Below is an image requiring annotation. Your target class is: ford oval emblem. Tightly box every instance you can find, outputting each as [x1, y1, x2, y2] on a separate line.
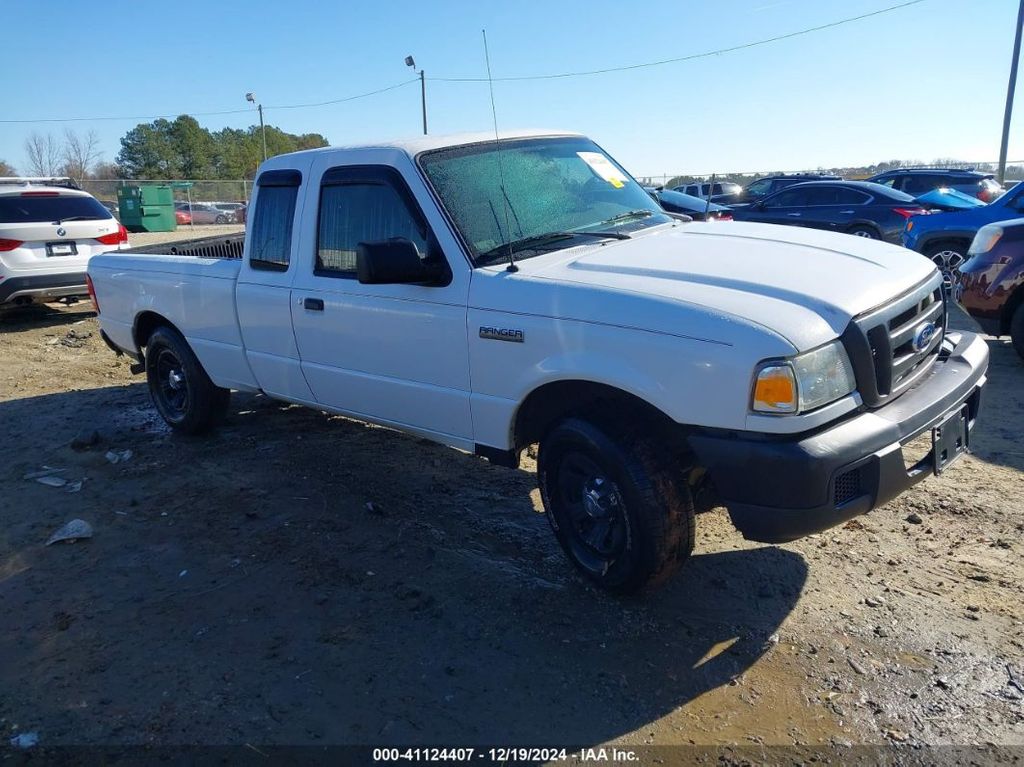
[56, 227, 67, 237]
[912, 321, 936, 352]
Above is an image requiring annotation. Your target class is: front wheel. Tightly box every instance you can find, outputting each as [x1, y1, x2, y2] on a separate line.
[1011, 303, 1024, 361]
[925, 242, 968, 292]
[146, 326, 230, 434]
[538, 415, 694, 594]
[215, 214, 227, 224]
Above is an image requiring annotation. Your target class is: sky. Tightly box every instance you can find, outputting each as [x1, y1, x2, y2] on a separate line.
[2, 0, 1021, 180]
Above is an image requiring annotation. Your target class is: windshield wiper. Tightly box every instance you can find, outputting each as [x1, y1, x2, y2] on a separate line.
[478, 229, 630, 263]
[601, 209, 655, 226]
[52, 215, 103, 223]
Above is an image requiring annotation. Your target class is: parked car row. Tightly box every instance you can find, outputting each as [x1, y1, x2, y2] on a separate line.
[173, 201, 248, 225]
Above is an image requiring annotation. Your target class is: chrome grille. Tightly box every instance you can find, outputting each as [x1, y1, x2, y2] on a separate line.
[840, 273, 946, 408]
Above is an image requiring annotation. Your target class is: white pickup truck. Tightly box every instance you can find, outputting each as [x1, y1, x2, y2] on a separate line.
[89, 131, 989, 594]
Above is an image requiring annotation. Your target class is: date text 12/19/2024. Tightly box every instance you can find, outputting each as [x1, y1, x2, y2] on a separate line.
[372, 747, 639, 762]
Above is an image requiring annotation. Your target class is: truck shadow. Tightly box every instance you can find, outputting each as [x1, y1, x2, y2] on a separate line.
[0, 303, 95, 332]
[0, 384, 807, 746]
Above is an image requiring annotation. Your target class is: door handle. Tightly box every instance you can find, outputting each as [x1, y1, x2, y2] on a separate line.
[787, 212, 802, 217]
[840, 210, 855, 214]
[303, 297, 324, 311]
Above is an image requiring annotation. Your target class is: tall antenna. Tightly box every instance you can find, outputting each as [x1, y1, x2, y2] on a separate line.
[483, 29, 517, 273]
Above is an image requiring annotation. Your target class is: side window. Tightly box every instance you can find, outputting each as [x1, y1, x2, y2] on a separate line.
[902, 176, 937, 195]
[832, 188, 871, 205]
[745, 179, 771, 197]
[316, 171, 429, 277]
[764, 188, 807, 208]
[875, 177, 897, 188]
[249, 170, 301, 271]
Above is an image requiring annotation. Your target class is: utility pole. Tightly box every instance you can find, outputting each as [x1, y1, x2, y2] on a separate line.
[246, 92, 268, 163]
[406, 56, 427, 134]
[998, 0, 1024, 184]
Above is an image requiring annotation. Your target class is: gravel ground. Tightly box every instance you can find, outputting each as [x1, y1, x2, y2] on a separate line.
[0, 298, 1021, 758]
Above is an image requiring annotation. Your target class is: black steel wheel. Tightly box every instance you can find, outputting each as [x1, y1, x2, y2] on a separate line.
[145, 325, 230, 434]
[538, 414, 694, 594]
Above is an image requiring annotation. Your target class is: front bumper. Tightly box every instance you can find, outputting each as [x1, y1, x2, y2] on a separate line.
[0, 272, 88, 305]
[688, 331, 988, 543]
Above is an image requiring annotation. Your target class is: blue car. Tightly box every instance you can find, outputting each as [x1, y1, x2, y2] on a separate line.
[903, 181, 1024, 288]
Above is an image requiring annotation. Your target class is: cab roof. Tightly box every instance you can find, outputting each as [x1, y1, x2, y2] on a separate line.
[274, 130, 582, 162]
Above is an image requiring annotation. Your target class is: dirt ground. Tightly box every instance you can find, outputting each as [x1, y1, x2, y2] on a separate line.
[0, 298, 1022, 758]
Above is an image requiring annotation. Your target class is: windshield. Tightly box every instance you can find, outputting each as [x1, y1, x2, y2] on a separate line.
[419, 136, 670, 264]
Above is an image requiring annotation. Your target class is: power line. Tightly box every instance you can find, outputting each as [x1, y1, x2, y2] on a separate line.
[0, 79, 419, 125]
[0, 0, 931, 125]
[267, 79, 419, 110]
[434, 0, 929, 82]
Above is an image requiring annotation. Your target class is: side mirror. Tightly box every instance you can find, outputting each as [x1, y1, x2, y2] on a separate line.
[356, 239, 446, 285]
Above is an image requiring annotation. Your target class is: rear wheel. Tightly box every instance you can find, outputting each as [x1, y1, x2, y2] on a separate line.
[537, 413, 694, 594]
[1011, 303, 1024, 361]
[847, 226, 879, 239]
[215, 214, 227, 224]
[925, 241, 968, 292]
[145, 326, 230, 434]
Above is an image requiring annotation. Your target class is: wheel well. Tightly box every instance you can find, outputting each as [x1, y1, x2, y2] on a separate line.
[133, 311, 176, 351]
[1002, 283, 1024, 336]
[922, 236, 971, 255]
[846, 222, 881, 235]
[513, 380, 680, 453]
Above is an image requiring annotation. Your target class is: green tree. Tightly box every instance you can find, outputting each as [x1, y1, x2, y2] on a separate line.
[118, 116, 329, 180]
[117, 118, 180, 178]
[0, 159, 16, 176]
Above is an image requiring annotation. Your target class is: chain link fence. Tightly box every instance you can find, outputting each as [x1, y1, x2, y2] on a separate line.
[79, 179, 253, 206]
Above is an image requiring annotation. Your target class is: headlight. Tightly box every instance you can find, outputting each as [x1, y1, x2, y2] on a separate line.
[969, 224, 1003, 256]
[752, 341, 857, 414]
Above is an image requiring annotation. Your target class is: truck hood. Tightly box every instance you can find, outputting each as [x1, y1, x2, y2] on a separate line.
[518, 221, 938, 350]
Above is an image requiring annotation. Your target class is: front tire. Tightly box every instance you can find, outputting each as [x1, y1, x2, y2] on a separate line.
[538, 414, 695, 594]
[925, 241, 968, 292]
[145, 326, 230, 434]
[215, 214, 227, 224]
[1011, 303, 1024, 361]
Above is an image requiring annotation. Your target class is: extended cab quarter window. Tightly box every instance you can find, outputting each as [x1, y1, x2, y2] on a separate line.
[316, 168, 429, 276]
[249, 170, 301, 271]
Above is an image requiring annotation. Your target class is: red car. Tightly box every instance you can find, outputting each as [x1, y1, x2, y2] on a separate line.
[175, 209, 192, 226]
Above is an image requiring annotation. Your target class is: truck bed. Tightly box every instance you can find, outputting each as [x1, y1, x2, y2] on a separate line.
[121, 233, 245, 259]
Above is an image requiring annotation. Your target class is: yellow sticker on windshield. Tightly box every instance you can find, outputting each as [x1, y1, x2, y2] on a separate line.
[578, 151, 628, 189]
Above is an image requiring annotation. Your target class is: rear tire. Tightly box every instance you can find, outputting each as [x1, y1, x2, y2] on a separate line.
[1011, 303, 1024, 361]
[215, 214, 227, 224]
[537, 413, 695, 594]
[145, 326, 230, 434]
[847, 226, 879, 239]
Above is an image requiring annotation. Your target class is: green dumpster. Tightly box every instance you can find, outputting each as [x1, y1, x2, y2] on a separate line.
[117, 185, 176, 232]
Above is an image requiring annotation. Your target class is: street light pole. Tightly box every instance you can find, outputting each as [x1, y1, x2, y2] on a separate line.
[998, 0, 1024, 184]
[406, 56, 427, 134]
[246, 92, 268, 164]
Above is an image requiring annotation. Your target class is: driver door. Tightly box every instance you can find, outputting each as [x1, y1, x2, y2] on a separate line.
[289, 160, 474, 448]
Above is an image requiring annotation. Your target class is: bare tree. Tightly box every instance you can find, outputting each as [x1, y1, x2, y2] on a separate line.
[61, 129, 102, 184]
[24, 132, 62, 176]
